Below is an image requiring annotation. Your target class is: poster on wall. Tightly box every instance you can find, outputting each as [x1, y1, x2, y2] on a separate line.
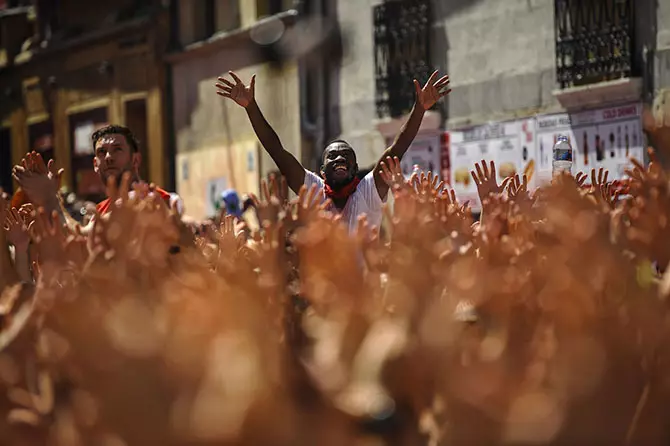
[399, 133, 442, 179]
[205, 177, 228, 218]
[449, 119, 536, 211]
[74, 122, 96, 156]
[535, 103, 644, 185]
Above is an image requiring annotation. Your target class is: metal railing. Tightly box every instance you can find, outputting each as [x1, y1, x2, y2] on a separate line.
[555, 0, 636, 89]
[373, 0, 433, 118]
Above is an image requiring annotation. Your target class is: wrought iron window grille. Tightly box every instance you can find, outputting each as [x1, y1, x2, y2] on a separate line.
[374, 0, 433, 118]
[555, 0, 637, 89]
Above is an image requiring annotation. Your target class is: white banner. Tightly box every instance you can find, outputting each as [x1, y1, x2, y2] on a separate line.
[535, 103, 644, 185]
[399, 133, 442, 179]
[205, 177, 228, 218]
[74, 122, 96, 156]
[449, 118, 536, 211]
[448, 103, 644, 206]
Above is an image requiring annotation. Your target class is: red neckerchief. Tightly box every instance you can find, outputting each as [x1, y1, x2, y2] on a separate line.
[96, 187, 171, 215]
[324, 177, 360, 201]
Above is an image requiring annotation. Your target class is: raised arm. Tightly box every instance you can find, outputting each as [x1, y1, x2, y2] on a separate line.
[373, 71, 451, 199]
[216, 72, 305, 193]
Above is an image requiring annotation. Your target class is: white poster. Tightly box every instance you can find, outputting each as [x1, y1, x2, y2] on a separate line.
[535, 103, 644, 185]
[449, 119, 536, 211]
[74, 122, 96, 156]
[399, 134, 442, 179]
[205, 177, 228, 218]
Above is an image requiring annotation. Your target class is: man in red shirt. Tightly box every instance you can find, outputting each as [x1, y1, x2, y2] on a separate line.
[12, 124, 182, 228]
[91, 125, 182, 216]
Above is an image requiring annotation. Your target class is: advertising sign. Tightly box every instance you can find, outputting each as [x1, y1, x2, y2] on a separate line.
[399, 133, 442, 179]
[448, 103, 644, 205]
[535, 103, 644, 185]
[206, 177, 228, 218]
[449, 119, 536, 211]
[74, 122, 96, 156]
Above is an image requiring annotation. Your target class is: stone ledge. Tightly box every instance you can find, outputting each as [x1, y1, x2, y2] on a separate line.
[553, 77, 643, 111]
[374, 110, 442, 139]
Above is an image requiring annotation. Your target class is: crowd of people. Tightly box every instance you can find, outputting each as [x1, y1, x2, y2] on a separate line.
[1, 70, 670, 445]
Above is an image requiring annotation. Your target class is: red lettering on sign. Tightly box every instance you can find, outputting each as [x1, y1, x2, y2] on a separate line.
[602, 105, 637, 121]
[617, 105, 637, 118]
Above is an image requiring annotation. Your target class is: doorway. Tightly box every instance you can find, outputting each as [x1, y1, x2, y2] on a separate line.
[27, 120, 55, 165]
[0, 128, 12, 194]
[124, 99, 148, 181]
[69, 108, 108, 202]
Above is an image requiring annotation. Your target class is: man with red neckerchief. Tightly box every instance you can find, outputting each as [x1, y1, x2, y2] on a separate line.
[216, 70, 451, 233]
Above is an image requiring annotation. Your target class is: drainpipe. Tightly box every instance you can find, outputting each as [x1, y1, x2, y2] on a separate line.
[164, 0, 180, 191]
[297, 0, 318, 171]
[297, 0, 333, 172]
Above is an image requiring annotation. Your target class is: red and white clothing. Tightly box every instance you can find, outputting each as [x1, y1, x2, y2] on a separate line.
[304, 170, 384, 233]
[96, 186, 184, 216]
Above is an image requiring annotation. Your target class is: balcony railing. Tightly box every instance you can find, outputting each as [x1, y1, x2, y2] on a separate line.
[374, 0, 432, 118]
[555, 0, 636, 89]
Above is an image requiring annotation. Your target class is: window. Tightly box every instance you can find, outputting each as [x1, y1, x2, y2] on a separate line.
[69, 108, 107, 201]
[555, 0, 637, 89]
[214, 0, 240, 34]
[256, 0, 293, 18]
[373, 0, 433, 119]
[178, 0, 240, 46]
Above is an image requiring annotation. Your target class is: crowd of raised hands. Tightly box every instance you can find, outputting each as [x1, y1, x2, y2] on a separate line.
[2, 137, 670, 445]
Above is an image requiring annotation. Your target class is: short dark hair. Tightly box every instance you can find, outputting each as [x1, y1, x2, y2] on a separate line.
[91, 124, 140, 153]
[322, 139, 354, 163]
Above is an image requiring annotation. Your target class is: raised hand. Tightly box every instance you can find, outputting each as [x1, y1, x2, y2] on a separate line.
[28, 207, 67, 287]
[379, 156, 406, 189]
[0, 192, 7, 227]
[575, 171, 588, 187]
[470, 160, 503, 205]
[415, 70, 451, 110]
[216, 71, 256, 108]
[355, 215, 388, 273]
[410, 170, 443, 197]
[12, 152, 64, 209]
[251, 177, 286, 226]
[218, 215, 245, 255]
[5, 207, 30, 250]
[504, 174, 529, 200]
[504, 174, 534, 214]
[590, 167, 609, 191]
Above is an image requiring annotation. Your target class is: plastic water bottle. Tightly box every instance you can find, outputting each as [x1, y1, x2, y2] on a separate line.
[552, 135, 573, 176]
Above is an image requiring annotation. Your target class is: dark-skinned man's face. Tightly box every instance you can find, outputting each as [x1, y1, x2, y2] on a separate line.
[321, 142, 358, 189]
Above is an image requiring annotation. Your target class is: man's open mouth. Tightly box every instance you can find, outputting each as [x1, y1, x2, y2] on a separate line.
[334, 164, 347, 174]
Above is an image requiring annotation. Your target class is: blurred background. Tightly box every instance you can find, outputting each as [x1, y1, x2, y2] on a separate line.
[0, 0, 667, 218]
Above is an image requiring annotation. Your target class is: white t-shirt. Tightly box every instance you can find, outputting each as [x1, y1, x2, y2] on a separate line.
[304, 170, 385, 233]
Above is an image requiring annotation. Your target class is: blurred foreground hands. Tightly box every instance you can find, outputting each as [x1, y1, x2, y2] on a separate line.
[3, 142, 670, 445]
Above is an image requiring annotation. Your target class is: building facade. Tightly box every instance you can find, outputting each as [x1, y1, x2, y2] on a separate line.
[0, 0, 171, 201]
[335, 0, 670, 205]
[168, 0, 308, 219]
